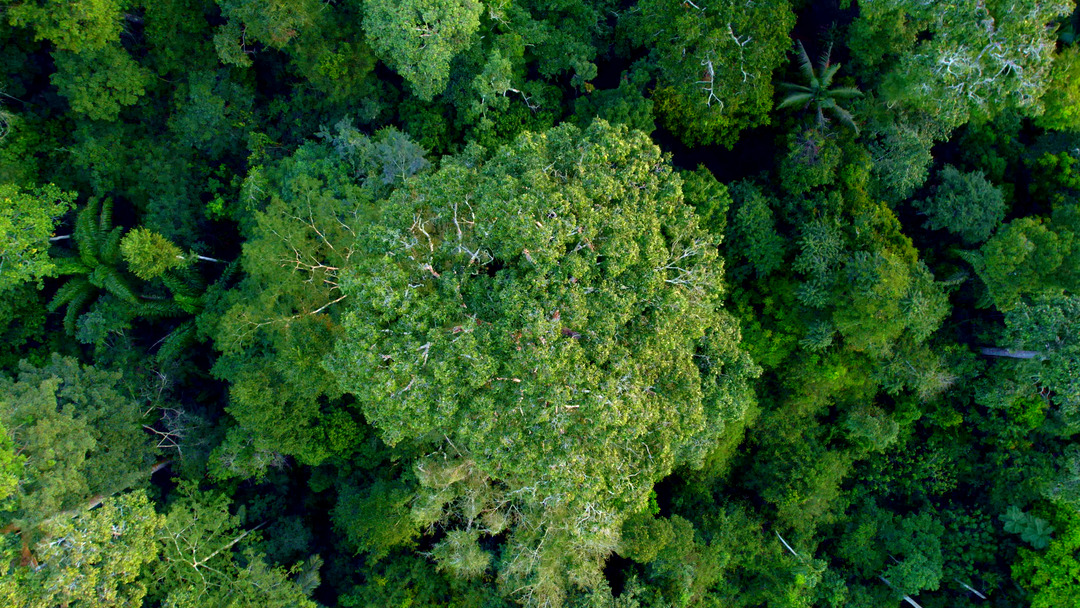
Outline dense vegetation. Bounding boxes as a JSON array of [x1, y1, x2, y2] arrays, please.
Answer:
[[2, 0, 1080, 606]]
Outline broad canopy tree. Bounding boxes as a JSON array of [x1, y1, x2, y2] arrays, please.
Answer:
[[326, 120, 758, 603], [626, 0, 795, 147]]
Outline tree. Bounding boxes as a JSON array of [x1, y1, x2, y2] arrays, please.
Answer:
[[0, 355, 155, 534], [212, 0, 323, 62], [326, 120, 758, 603], [1036, 45, 1080, 132], [3, 491, 164, 608], [120, 227, 223, 281], [983, 295, 1080, 428], [206, 124, 425, 473], [964, 215, 1078, 311], [1012, 507, 1080, 608], [915, 165, 1006, 244], [147, 483, 319, 608], [777, 41, 861, 133], [362, 0, 483, 100], [729, 182, 786, 278], [870, 0, 1072, 125], [2, 0, 125, 53], [626, 0, 795, 147], [51, 44, 153, 122], [0, 183, 76, 291], [48, 198, 147, 335]]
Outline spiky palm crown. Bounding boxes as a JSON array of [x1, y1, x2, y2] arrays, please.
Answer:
[[778, 40, 862, 133], [48, 199, 188, 335]]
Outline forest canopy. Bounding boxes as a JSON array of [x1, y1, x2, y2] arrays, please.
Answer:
[[2, 0, 1080, 607]]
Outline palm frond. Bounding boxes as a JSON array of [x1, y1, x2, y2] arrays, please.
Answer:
[[74, 198, 101, 265], [140, 301, 188, 318], [161, 266, 206, 299], [48, 277, 93, 312], [829, 105, 859, 135], [98, 197, 114, 236], [94, 265, 141, 305], [778, 82, 813, 92], [828, 86, 862, 99], [821, 63, 842, 89], [51, 257, 91, 277], [63, 287, 96, 336], [818, 44, 833, 75], [777, 92, 814, 110], [99, 226, 126, 265], [156, 320, 199, 364], [794, 40, 816, 86]]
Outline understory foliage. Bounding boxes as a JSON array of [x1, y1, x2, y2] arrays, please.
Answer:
[[2, 1, 1080, 607]]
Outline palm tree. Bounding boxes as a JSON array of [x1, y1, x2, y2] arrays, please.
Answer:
[[778, 41, 862, 133], [48, 198, 186, 335], [49, 198, 145, 334]]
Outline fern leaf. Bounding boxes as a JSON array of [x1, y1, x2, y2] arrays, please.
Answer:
[[98, 197, 114, 236], [48, 277, 93, 312], [74, 198, 101, 266], [96, 266, 142, 305], [51, 257, 91, 277], [99, 226, 126, 265], [140, 301, 187, 318], [156, 320, 198, 364], [62, 285, 96, 335]]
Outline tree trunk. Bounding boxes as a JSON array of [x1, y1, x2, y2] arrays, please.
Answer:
[[980, 347, 1044, 359]]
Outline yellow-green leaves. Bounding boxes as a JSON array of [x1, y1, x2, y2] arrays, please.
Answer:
[[121, 228, 187, 280], [0, 183, 75, 291]]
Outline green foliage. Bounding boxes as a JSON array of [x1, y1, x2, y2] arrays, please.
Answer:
[[873, 0, 1072, 125], [965, 216, 1078, 311], [681, 165, 731, 237], [1000, 506, 1055, 549], [778, 129, 843, 195], [334, 479, 420, 562], [3, 0, 124, 53], [778, 41, 861, 133], [1035, 44, 1080, 132], [833, 251, 948, 356], [915, 165, 1006, 244], [0, 417, 19, 508], [0, 355, 155, 531], [149, 482, 319, 608], [363, 0, 483, 100], [212, 0, 324, 58], [327, 120, 758, 603], [48, 198, 148, 336], [8, 491, 163, 608], [207, 128, 408, 470], [4, 1, 1080, 605], [999, 294, 1080, 427], [120, 228, 187, 280], [729, 182, 786, 277], [865, 111, 944, 203], [1012, 507, 1080, 608], [51, 44, 153, 122], [0, 182, 76, 290], [168, 69, 255, 157], [430, 529, 491, 578], [628, 0, 795, 147], [573, 67, 656, 135]]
